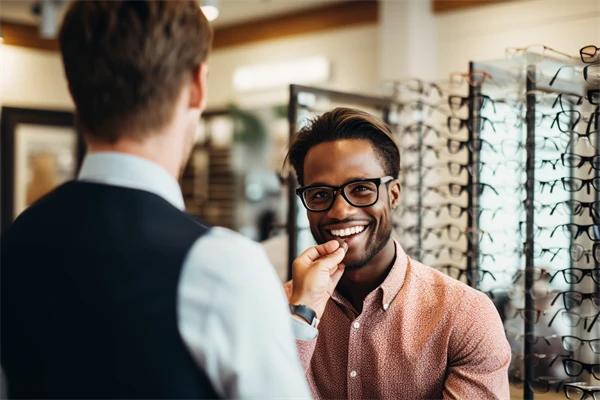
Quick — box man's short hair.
[286,107,401,186]
[59,0,213,142]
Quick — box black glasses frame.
[296,176,394,212]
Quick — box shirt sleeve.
[443,291,511,400]
[177,227,311,399]
[283,281,319,372]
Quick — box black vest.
[1,181,220,399]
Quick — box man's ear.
[389,180,401,210]
[189,62,208,112]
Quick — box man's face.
[302,139,400,270]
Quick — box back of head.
[285,107,400,186]
[59,0,213,143]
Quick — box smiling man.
[284,107,511,400]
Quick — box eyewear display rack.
[471,52,598,400]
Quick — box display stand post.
[467,62,482,288]
[523,65,537,400]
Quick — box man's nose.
[326,192,357,220]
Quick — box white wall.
[0,23,379,112]
[435,0,600,80]
[206,24,380,110]
[1,44,73,110]
[379,0,600,83]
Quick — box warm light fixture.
[200,0,219,22]
[233,57,331,92]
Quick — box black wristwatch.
[290,304,319,328]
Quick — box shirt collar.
[331,239,409,312]
[77,152,185,211]
[380,239,410,307]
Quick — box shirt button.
[383,303,389,310]
[353,322,360,329]
[350,371,357,378]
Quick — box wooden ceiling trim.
[1,1,378,53]
[1,21,59,51]
[432,0,512,13]
[212,1,378,50]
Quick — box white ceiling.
[0,0,347,29]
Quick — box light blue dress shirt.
[47,152,310,399]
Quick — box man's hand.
[289,240,347,319]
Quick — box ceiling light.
[200,0,219,22]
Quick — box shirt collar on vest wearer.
[331,239,409,313]
[77,151,186,211]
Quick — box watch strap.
[290,304,318,327]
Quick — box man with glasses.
[284,107,511,400]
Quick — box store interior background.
[1,1,599,399]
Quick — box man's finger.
[316,246,346,272]
[296,240,341,263]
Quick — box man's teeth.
[330,226,365,237]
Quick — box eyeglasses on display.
[512,267,554,283]
[551,63,600,86]
[567,243,600,264]
[504,304,547,324]
[551,291,600,311]
[449,70,494,87]
[551,268,600,285]
[434,265,497,284]
[550,223,600,241]
[581,45,600,63]
[448,94,496,114]
[505,329,558,346]
[548,308,599,332]
[549,200,600,219]
[506,45,575,64]
[563,383,600,400]
[447,183,499,197]
[562,336,600,354]
[508,286,560,301]
[447,116,496,133]
[562,358,600,380]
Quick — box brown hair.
[285,107,400,186]
[59,0,213,142]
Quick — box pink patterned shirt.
[286,240,511,400]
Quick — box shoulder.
[407,259,498,319]
[183,227,279,289]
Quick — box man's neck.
[337,239,397,313]
[88,136,182,180]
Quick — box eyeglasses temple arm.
[587,312,600,333]
[547,308,562,327]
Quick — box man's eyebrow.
[304,177,372,187]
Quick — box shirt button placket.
[348,319,362,399]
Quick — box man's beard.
[310,220,392,271]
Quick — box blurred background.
[1,1,599,399]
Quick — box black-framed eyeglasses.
[563,383,600,400]
[562,177,600,195]
[296,176,394,212]
[581,45,600,63]
[446,138,497,154]
[551,110,581,132]
[562,359,600,380]
[448,94,496,114]
[562,153,600,173]
[447,116,496,133]
[552,92,584,112]
[584,63,600,83]
[551,268,600,285]
[551,291,600,311]
[550,200,600,219]
[588,89,600,105]
[551,223,600,241]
